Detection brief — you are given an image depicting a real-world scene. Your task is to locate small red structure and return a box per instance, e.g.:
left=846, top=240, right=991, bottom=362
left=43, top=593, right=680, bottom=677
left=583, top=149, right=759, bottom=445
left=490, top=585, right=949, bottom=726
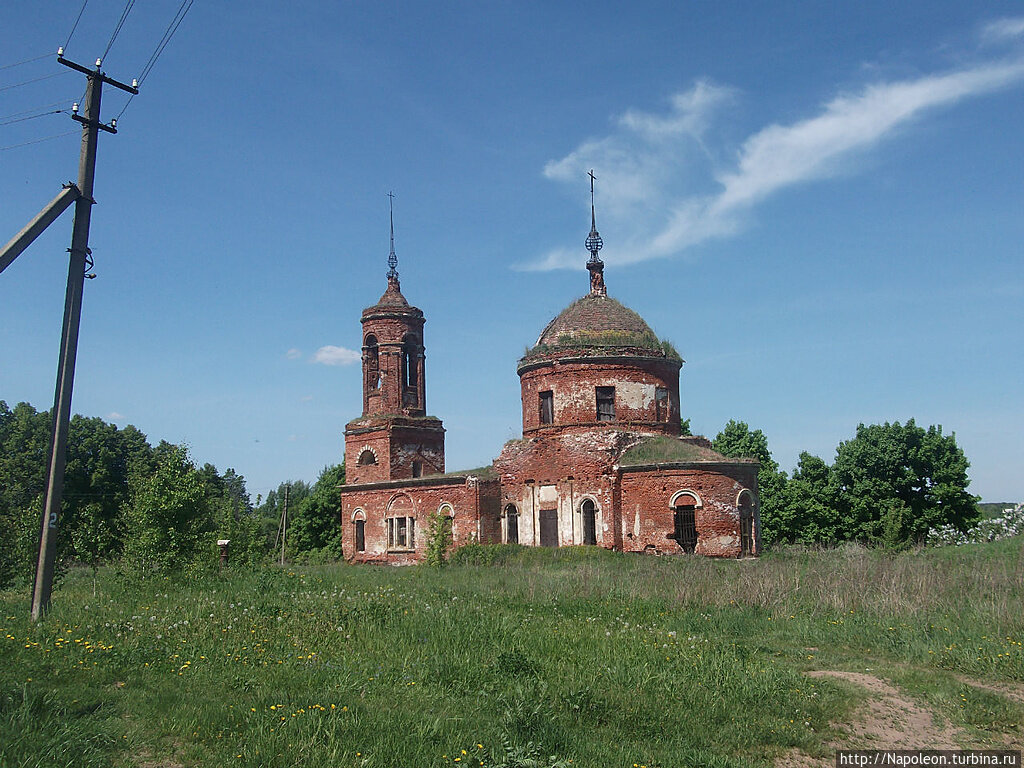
left=340, top=207, right=759, bottom=562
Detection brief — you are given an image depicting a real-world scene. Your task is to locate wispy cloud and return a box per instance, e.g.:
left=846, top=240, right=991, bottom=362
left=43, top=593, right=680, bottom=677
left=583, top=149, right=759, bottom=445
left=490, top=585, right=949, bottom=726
left=527, top=29, right=1024, bottom=271
left=107, top=411, right=124, bottom=421
left=980, top=16, right=1024, bottom=45
left=286, top=348, right=302, bottom=360
left=311, top=345, right=360, bottom=366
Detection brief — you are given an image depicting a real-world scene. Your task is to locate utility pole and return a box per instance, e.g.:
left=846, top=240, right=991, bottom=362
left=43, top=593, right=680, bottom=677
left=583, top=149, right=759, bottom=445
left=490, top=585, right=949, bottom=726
left=280, top=484, right=290, bottom=567
left=29, top=53, right=138, bottom=622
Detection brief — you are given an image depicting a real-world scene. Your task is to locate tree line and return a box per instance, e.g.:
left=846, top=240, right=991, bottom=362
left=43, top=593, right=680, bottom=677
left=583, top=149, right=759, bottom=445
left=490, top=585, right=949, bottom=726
left=0, top=401, right=343, bottom=589
left=705, top=418, right=979, bottom=548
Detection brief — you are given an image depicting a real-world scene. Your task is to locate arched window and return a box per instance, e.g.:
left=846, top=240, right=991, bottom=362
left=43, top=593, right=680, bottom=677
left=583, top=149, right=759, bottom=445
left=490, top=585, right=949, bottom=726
left=357, top=449, right=377, bottom=466
left=364, top=335, right=379, bottom=390
left=670, top=491, right=699, bottom=554
left=738, top=490, right=755, bottom=557
left=503, top=503, right=519, bottom=544
left=351, top=509, right=366, bottom=553
left=581, top=499, right=597, bottom=545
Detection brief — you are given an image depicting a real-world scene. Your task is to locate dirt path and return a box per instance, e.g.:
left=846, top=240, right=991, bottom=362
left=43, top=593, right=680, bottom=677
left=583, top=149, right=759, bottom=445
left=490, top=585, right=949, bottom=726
left=776, top=670, right=963, bottom=768
left=805, top=670, right=961, bottom=749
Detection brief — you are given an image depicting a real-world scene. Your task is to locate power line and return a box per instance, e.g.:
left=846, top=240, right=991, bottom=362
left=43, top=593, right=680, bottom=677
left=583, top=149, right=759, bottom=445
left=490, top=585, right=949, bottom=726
left=0, top=109, right=67, bottom=127
left=0, top=100, right=74, bottom=122
left=138, top=0, right=193, bottom=85
left=64, top=0, right=90, bottom=51
left=102, top=0, right=137, bottom=62
left=0, top=71, right=71, bottom=93
left=0, top=130, right=77, bottom=152
left=116, top=0, right=193, bottom=123
left=0, top=53, right=51, bottom=71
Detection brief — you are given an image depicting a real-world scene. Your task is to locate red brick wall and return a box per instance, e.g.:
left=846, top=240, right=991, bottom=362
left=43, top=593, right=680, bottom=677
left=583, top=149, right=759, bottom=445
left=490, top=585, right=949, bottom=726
left=618, top=464, right=759, bottom=557
left=519, top=357, right=681, bottom=434
left=340, top=477, right=499, bottom=564
left=345, top=418, right=445, bottom=484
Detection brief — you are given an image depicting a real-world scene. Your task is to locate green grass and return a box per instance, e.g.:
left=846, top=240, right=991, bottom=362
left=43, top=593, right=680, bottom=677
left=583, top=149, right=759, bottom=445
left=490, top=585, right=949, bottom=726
left=2, top=540, right=1022, bottom=767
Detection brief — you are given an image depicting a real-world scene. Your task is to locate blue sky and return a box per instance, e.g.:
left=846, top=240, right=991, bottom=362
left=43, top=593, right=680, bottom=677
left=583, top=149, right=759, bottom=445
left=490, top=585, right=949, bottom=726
left=2, top=1, right=1022, bottom=503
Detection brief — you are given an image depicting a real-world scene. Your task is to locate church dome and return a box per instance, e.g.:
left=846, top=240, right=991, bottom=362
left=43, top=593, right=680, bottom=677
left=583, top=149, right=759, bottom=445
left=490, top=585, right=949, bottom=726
left=536, top=293, right=656, bottom=347
left=519, top=292, right=681, bottom=370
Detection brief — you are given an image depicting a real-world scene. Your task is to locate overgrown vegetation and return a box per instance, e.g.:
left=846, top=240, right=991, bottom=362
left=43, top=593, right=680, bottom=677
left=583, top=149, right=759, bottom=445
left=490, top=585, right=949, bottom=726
left=2, top=541, right=1021, bottom=767
left=712, top=419, right=981, bottom=550
left=0, top=401, right=344, bottom=588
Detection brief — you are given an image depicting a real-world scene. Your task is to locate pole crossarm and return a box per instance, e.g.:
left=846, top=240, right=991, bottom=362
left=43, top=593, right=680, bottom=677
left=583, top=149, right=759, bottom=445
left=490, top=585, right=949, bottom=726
left=57, top=55, right=139, bottom=95
left=0, top=184, right=81, bottom=276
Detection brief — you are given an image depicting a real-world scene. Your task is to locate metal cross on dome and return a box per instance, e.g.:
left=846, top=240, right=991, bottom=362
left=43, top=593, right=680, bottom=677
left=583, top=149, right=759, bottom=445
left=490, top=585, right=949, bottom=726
left=586, top=169, right=604, bottom=264
left=387, top=191, right=399, bottom=280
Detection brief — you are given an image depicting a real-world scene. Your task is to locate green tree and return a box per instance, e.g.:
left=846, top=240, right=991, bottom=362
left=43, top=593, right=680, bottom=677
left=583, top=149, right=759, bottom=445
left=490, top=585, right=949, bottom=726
left=0, top=401, right=51, bottom=587
left=121, top=444, right=212, bottom=575
left=289, top=464, right=345, bottom=560
left=779, top=452, right=840, bottom=544
left=712, top=420, right=788, bottom=545
left=679, top=417, right=692, bottom=436
left=829, top=420, right=979, bottom=546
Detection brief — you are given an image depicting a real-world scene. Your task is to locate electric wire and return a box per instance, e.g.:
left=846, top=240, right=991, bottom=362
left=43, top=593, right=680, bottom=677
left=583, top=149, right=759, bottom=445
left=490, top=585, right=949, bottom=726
left=0, top=108, right=67, bottom=127
left=137, top=0, right=193, bottom=85
left=0, top=100, right=74, bottom=122
left=0, top=71, right=71, bottom=93
left=0, top=53, right=51, bottom=71
left=101, top=0, right=137, bottom=62
left=64, top=0, right=90, bottom=51
left=116, top=0, right=194, bottom=123
left=0, top=130, right=77, bottom=152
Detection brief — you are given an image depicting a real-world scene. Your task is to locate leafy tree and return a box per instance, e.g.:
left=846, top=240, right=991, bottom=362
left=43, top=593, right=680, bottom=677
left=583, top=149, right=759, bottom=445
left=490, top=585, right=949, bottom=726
left=779, top=452, right=839, bottom=544
left=256, top=480, right=312, bottom=560
left=679, top=417, right=692, bottom=436
left=712, top=420, right=788, bottom=544
left=289, top=464, right=345, bottom=560
left=829, top=420, right=979, bottom=546
left=120, top=445, right=212, bottom=575
left=0, top=401, right=51, bottom=587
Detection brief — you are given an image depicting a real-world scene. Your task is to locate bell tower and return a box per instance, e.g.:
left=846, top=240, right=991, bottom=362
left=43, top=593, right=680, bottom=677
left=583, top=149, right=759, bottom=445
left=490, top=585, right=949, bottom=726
left=344, top=195, right=446, bottom=484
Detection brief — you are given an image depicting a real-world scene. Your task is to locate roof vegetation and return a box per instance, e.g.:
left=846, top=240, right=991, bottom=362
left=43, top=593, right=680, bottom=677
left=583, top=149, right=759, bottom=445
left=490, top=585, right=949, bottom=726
left=619, top=436, right=734, bottom=466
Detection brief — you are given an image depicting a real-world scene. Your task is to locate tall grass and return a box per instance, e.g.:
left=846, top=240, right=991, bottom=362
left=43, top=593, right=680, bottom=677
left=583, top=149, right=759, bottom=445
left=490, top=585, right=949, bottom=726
left=1, top=539, right=1021, bottom=767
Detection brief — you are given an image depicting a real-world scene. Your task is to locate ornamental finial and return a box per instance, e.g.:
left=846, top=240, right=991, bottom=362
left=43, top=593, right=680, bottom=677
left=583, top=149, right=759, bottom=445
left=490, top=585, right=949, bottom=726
left=387, top=191, right=399, bottom=281
left=586, top=170, right=606, bottom=295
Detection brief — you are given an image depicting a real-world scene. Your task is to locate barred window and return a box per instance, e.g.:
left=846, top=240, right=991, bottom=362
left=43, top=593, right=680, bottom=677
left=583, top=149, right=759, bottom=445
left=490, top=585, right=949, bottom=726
left=387, top=517, right=416, bottom=550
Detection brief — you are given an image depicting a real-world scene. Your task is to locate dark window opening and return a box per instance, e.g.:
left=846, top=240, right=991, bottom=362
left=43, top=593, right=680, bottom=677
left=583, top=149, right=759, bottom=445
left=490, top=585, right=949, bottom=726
left=357, top=449, right=377, bottom=466
left=364, top=335, right=379, bottom=390
left=412, top=460, right=423, bottom=478
left=355, top=520, right=365, bottom=552
left=672, top=505, right=697, bottom=553
left=596, top=387, right=615, bottom=422
left=402, top=335, right=419, bottom=389
left=539, top=509, right=558, bottom=547
left=504, top=504, right=519, bottom=544
left=582, top=499, right=597, bottom=545
left=539, top=390, right=554, bottom=425
left=739, top=498, right=754, bottom=557
left=656, top=387, right=669, bottom=422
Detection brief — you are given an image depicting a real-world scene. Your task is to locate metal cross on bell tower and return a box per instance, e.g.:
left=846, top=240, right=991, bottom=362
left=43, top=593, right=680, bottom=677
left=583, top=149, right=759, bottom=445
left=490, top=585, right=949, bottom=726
left=387, top=191, right=399, bottom=281
left=586, top=170, right=607, bottom=296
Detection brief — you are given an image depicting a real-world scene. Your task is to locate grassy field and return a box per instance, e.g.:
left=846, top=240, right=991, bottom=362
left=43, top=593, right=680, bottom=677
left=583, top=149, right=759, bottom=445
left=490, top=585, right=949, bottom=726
left=2, top=540, right=1022, bottom=768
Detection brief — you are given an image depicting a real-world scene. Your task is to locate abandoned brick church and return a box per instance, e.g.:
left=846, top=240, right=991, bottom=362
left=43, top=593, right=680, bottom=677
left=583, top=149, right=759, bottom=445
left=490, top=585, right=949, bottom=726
left=339, top=195, right=760, bottom=562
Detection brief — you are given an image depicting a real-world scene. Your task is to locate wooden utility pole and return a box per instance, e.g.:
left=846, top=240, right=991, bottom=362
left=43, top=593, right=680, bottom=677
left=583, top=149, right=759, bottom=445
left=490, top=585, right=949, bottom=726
left=29, top=54, right=137, bottom=621
left=280, top=484, right=290, bottom=566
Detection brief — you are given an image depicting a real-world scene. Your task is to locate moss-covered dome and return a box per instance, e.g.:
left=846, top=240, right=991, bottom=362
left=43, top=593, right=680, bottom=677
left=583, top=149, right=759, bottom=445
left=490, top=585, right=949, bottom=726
left=520, top=293, right=681, bottom=366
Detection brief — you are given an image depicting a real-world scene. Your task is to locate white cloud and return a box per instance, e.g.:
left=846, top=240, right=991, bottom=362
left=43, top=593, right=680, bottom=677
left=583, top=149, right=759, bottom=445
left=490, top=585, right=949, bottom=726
left=107, top=411, right=124, bottom=421
left=286, top=348, right=302, bottom=360
left=312, top=345, right=360, bottom=366
left=980, top=17, right=1024, bottom=45
left=300, top=394, right=314, bottom=402
left=528, top=50, right=1024, bottom=270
